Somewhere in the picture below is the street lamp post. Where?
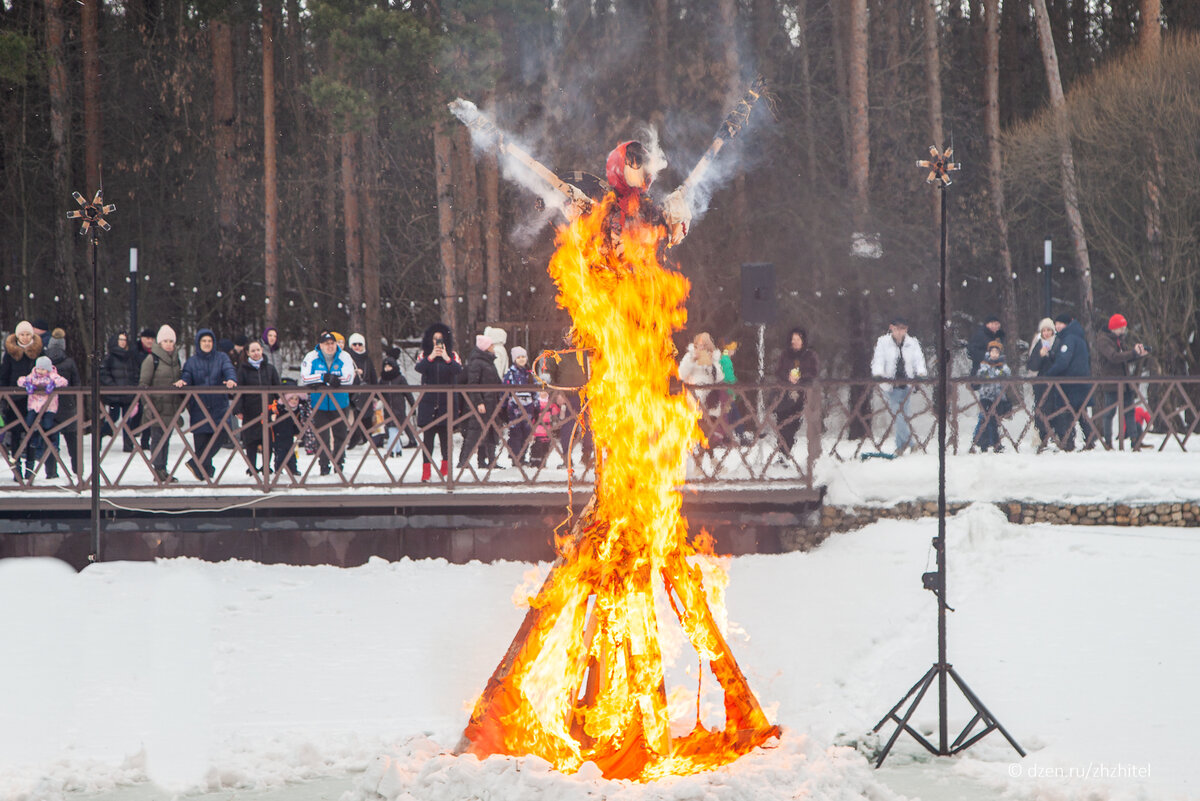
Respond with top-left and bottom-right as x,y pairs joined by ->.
67,189 -> 114,563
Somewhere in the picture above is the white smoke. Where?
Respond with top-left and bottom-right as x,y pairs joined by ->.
448,98 -> 573,230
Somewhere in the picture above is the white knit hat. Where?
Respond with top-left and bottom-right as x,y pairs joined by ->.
157,324 -> 177,343
483,325 -> 507,345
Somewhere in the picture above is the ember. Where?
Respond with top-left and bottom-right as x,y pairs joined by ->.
456,187 -> 779,780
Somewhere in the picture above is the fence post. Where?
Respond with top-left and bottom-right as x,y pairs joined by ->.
948,381 -> 959,455
805,382 -> 822,487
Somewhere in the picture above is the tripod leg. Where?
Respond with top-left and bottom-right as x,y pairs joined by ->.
947,666 -> 1026,757
873,665 -> 938,768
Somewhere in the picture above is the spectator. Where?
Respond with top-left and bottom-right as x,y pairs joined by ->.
31,318 -> 52,347
270,382 -> 304,475
415,322 -> 462,481
15,356 -> 68,480
217,337 -> 237,367
503,346 -> 539,465
176,328 -> 238,479
299,331 -> 357,476
550,330 -> 593,469
262,327 -> 282,359
458,333 -> 503,470
234,339 -> 281,474
100,331 -> 139,452
346,332 -> 379,449
138,325 -> 183,483
871,316 -> 928,455
1043,314 -> 1097,451
133,328 -> 157,448
679,332 -> 725,459
966,315 -> 1006,371
379,349 -> 415,458
484,325 -> 510,376
230,335 -> 249,369
971,340 -> 1012,453
2,321 -> 44,470
530,391 -> 565,467
718,339 -> 748,443
1025,317 -> 1058,452
1096,313 -> 1150,450
45,328 -> 81,477
775,327 -> 820,458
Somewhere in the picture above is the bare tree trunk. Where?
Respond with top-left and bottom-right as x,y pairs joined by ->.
1031,0 -> 1095,340
1140,0 -> 1164,323
262,0 -> 279,327
1140,0 -> 1161,55
81,0 -> 102,195
46,0 -> 87,353
361,128 -> 382,364
796,0 -> 817,184
482,151 -> 501,323
921,0 -> 945,229
341,128 -> 363,335
983,0 -> 1017,338
847,0 -> 872,439
212,19 -> 239,267
454,125 -> 483,335
717,0 -> 749,259
433,117 -> 459,336
651,0 -> 669,128
323,134 -> 339,288
848,0 -> 870,228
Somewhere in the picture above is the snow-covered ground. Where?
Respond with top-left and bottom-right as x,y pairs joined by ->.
3,459 -> 1196,801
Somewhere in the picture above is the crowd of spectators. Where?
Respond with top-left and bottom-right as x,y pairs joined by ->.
0,306 -> 1166,485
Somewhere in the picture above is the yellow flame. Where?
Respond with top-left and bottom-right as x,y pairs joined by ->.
459,195 -> 777,780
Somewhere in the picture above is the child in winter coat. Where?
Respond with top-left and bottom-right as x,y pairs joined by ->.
16,356 -> 69,479
972,340 -> 1013,453
270,387 -> 304,475
379,353 -> 415,457
503,346 -> 539,464
529,391 -> 564,468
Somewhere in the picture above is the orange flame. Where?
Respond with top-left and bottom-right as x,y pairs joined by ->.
457,195 -> 778,780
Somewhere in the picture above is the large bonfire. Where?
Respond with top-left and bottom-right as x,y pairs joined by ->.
456,185 -> 779,780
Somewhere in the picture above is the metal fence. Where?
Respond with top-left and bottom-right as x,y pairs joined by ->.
1,376 -> 1195,494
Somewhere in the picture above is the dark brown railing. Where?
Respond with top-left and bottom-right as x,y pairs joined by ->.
1,377 -> 1194,496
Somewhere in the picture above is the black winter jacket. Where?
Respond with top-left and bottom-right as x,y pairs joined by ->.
46,343 -> 82,420
415,323 -> 463,425
100,334 -> 140,404
464,347 -> 502,411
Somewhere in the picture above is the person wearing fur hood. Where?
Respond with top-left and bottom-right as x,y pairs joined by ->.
414,322 -> 462,481
2,321 -> 45,468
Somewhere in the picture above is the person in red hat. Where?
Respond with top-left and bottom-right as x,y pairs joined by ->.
1095,313 -> 1149,449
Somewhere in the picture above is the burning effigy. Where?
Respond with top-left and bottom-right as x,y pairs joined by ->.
450,82 -> 777,781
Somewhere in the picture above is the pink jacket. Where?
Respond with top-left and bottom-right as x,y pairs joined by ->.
17,368 -> 68,414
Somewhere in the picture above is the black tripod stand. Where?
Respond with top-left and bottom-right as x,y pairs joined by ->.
872,149 -> 1024,769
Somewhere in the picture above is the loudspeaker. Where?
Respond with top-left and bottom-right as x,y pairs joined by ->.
740,263 -> 777,325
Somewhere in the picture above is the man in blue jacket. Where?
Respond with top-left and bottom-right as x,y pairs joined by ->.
1043,314 -> 1098,451
300,331 -> 357,475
